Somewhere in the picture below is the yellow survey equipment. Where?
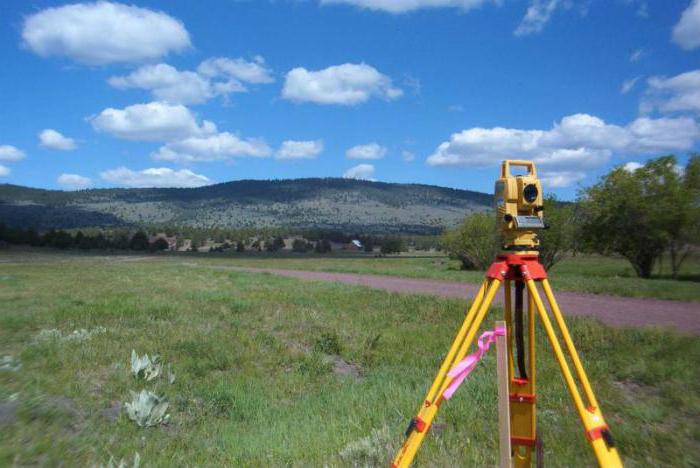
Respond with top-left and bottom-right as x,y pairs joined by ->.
495,159 -> 544,251
392,160 -> 622,468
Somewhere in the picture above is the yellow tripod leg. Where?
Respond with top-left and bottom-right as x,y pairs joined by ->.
392,278 -> 502,468
508,282 -> 536,468
525,280 -> 622,467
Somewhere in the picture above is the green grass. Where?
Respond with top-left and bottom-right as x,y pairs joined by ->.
1,251 -> 699,466
181,251 -> 700,302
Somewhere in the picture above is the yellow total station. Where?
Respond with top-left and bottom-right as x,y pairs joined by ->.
495,159 -> 544,252
391,160 -> 622,468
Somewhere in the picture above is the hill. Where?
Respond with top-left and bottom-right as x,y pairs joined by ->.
0,178 -> 492,234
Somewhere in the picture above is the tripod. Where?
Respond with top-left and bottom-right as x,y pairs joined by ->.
391,252 -> 622,467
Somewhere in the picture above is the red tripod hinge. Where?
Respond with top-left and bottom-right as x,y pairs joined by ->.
414,417 -> 427,433
511,436 -> 536,447
512,377 -> 529,386
585,424 -> 609,442
509,392 -> 536,403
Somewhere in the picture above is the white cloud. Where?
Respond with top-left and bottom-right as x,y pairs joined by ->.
514,0 -> 561,36
672,0 -> 700,50
108,57 -> 273,105
320,0 -> 496,13
623,161 -> 643,172
109,64 -> 219,105
90,101 -> 215,142
0,165 -> 10,177
100,166 -> 211,188
621,77 -> 640,95
0,145 -> 26,162
641,69 -> 700,115
275,140 -> 324,160
343,163 -> 375,180
198,56 -> 274,84
39,129 -> 77,150
152,132 -> 272,163
57,173 -> 92,190
402,150 -> 416,161
22,1 -> 190,65
282,63 -> 402,105
629,48 -> 644,62
540,170 -> 586,188
426,113 -> 700,187
346,143 -> 387,160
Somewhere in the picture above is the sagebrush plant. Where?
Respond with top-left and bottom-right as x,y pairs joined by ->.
124,390 -> 169,427
101,452 -> 140,468
130,350 -> 162,381
338,426 -> 398,467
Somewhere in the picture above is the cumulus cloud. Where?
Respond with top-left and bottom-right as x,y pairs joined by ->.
0,165 -> 10,177
282,63 -> 402,105
21,1 -> 191,65
39,129 -> 77,150
152,133 -> 272,163
0,145 -> 26,162
343,163 -> 375,180
402,150 -> 416,161
514,0 -> 561,36
198,56 -> 274,84
426,113 -> 700,187
90,101 -> 215,142
346,143 -> 387,160
621,77 -> 640,95
672,0 -> 700,50
275,140 -> 324,160
320,0 -> 495,13
108,57 -> 273,105
641,69 -> 700,115
57,173 -> 92,190
109,64 -> 218,105
100,166 -> 211,188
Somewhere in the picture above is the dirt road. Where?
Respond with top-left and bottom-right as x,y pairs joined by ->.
220,266 -> 700,335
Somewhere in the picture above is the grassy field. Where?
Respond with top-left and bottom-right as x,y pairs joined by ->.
1,251 -> 699,466
187,251 -> 700,302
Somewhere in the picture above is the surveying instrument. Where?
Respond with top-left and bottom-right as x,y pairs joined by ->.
392,160 -> 622,467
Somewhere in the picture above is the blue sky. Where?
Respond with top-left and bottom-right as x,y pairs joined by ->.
1,0 -> 699,198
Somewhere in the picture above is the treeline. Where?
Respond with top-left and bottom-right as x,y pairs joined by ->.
0,223 -> 441,255
443,155 -> 700,278
0,226 -> 172,252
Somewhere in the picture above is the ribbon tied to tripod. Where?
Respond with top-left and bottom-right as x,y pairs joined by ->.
442,325 -> 506,400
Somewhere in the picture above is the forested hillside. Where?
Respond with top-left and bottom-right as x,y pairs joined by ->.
0,178 -> 492,234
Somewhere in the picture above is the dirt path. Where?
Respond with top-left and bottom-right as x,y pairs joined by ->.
211,265 -> 700,335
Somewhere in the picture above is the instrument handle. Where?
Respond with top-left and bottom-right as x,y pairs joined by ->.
501,160 -> 537,178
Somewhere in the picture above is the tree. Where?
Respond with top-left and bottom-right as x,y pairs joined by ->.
151,238 -> 169,251
315,239 -> 332,253
129,231 -> 149,251
579,156 -> 698,278
266,236 -> 285,252
236,241 -> 245,252
292,239 -> 312,253
380,237 -> 405,255
442,212 -> 498,270
537,196 -> 579,270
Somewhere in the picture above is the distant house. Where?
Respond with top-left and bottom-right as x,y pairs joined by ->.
178,239 -> 192,251
345,239 -> 363,250
149,233 -> 177,251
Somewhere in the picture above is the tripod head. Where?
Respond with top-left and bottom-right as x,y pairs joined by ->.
495,160 -> 545,252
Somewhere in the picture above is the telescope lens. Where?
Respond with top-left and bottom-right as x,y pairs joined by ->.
523,184 -> 538,203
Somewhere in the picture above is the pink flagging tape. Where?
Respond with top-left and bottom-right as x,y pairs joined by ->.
442,326 -> 506,400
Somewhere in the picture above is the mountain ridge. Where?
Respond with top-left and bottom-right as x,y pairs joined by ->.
0,177 -> 493,234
